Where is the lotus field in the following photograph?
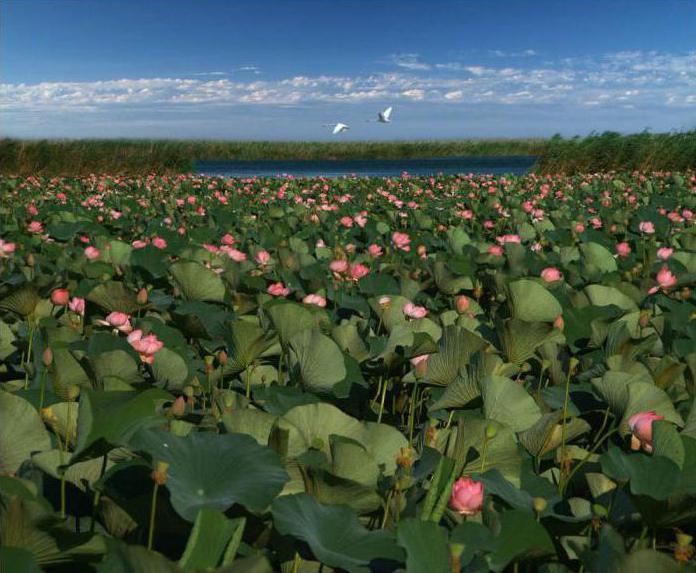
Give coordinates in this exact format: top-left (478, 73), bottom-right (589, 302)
top-left (3, 171), bottom-right (696, 572)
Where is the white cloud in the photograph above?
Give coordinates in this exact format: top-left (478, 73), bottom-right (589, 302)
top-left (1, 51), bottom-right (695, 118)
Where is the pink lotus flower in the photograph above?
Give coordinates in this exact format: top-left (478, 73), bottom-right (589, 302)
top-left (51, 289), bottom-right (70, 306)
top-left (349, 263), bottom-right (370, 281)
top-left (403, 302), bottom-right (427, 319)
top-left (410, 354), bottom-right (430, 376)
top-left (0, 239), bottom-right (16, 258)
top-left (540, 267), bottom-right (563, 283)
top-left (456, 295), bottom-right (470, 314)
top-left (27, 221), bottom-right (44, 234)
top-left (84, 246), bottom-right (100, 260)
top-left (255, 250), bottom-right (271, 266)
top-left (657, 247), bottom-right (673, 260)
top-left (575, 223), bottom-right (585, 233)
top-left (616, 242), bottom-right (631, 258)
top-left (368, 244), bottom-right (383, 258)
top-left (267, 282), bottom-right (290, 297)
top-left (392, 231), bottom-right (411, 252)
top-left (100, 311), bottom-right (133, 333)
top-left (488, 245), bottom-right (504, 257)
top-left (340, 216), bottom-right (353, 228)
top-left (554, 314), bottom-right (564, 330)
top-left (639, 221), bottom-right (655, 234)
top-left (378, 295), bottom-right (392, 308)
top-left (303, 294), bottom-right (327, 307)
top-left (628, 411), bottom-right (664, 453)
top-left (68, 297), bottom-right (85, 315)
top-left (329, 259), bottom-right (350, 275)
top-left (127, 329), bottom-right (164, 364)
top-left (449, 477), bottom-right (484, 516)
top-left (649, 265), bottom-right (678, 294)
top-left (152, 236), bottom-right (167, 249)
top-left (496, 234), bottom-right (521, 245)
top-left (132, 239), bottom-right (148, 249)
top-left (354, 215), bottom-right (367, 228)
top-left (221, 233), bottom-right (235, 245)
top-left (226, 248), bottom-right (247, 262)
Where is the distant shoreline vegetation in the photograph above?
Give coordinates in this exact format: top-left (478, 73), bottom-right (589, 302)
top-left (1, 131), bottom-right (694, 176)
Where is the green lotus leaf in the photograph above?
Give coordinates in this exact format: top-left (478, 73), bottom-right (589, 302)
top-left (580, 242), bottom-right (618, 275)
top-left (178, 508), bottom-right (245, 571)
top-left (480, 375), bottom-right (542, 433)
top-left (396, 518), bottom-right (450, 573)
top-left (0, 391), bottom-right (51, 474)
top-left (508, 279), bottom-right (563, 323)
top-left (288, 329), bottom-right (347, 394)
top-left (271, 494), bottom-right (404, 573)
top-left (130, 428), bottom-right (289, 521)
top-left (170, 261), bottom-right (226, 303)
top-left (86, 281), bottom-right (139, 313)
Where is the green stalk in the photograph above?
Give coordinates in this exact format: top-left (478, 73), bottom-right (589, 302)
top-left (24, 322), bottom-right (35, 389)
top-left (147, 483), bottom-right (160, 551)
top-left (377, 378), bottom-right (388, 424)
top-left (558, 366), bottom-right (574, 493)
top-left (408, 379), bottom-right (420, 443)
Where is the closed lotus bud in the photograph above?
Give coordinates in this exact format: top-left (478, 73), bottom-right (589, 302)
top-left (151, 461), bottom-right (169, 485)
top-left (51, 288), bottom-right (70, 306)
top-left (42, 346), bottom-right (54, 367)
top-left (425, 425), bottom-right (438, 447)
top-left (396, 447), bottom-right (414, 470)
top-left (680, 286), bottom-right (691, 300)
top-left (553, 314), bottom-right (564, 331)
top-left (568, 357), bottom-right (580, 374)
top-left (378, 295), bottom-right (392, 310)
top-left (136, 288), bottom-right (148, 305)
top-left (66, 384), bottom-right (81, 401)
top-left (533, 497), bottom-right (547, 514)
top-left (639, 309), bottom-right (651, 328)
top-left (455, 295), bottom-right (470, 314)
top-left (171, 396), bottom-right (186, 417)
top-left (218, 350), bottom-right (228, 366)
top-left (473, 284), bottom-right (483, 300)
top-left (41, 406), bottom-right (57, 423)
top-left (26, 253), bottom-right (35, 267)
top-left (204, 355), bottom-right (214, 366)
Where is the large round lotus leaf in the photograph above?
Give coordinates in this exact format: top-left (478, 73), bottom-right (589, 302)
top-left (0, 320), bottom-right (16, 360)
top-left (225, 320), bottom-right (278, 372)
top-left (31, 449), bottom-right (115, 492)
top-left (170, 261), bottom-right (226, 303)
top-left (97, 539), bottom-right (179, 573)
top-left (271, 494), bottom-right (404, 573)
top-left (453, 419), bottom-right (522, 486)
top-left (487, 509), bottom-right (555, 572)
top-left (288, 329), bottom-right (346, 393)
top-left (480, 375), bottom-right (542, 433)
top-left (221, 409), bottom-right (278, 446)
top-left (130, 428), bottom-right (289, 521)
top-left (74, 388), bottom-right (173, 461)
top-left (580, 242), bottom-right (618, 274)
top-left (368, 295), bottom-right (411, 331)
top-left (0, 283), bottom-right (40, 317)
top-left (86, 281), bottom-right (139, 313)
top-left (501, 319), bottom-right (563, 365)
top-left (584, 285), bottom-right (638, 311)
top-left (274, 403), bottom-right (406, 476)
top-left (265, 300), bottom-right (329, 346)
top-left (508, 279), bottom-right (563, 323)
top-left (0, 392), bottom-right (51, 474)
top-left (380, 318), bottom-right (442, 360)
top-left (424, 325), bottom-right (488, 387)
top-left (396, 519), bottom-right (451, 573)
top-left (331, 323), bottom-right (370, 363)
top-left (150, 347), bottom-right (189, 389)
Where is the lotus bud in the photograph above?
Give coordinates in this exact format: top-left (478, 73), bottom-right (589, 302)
top-left (204, 355), bottom-right (214, 366)
top-left (485, 423), bottom-right (498, 440)
top-left (533, 497), bottom-right (547, 514)
top-left (396, 447), bottom-right (414, 470)
top-left (66, 384), bottom-right (81, 401)
top-left (568, 357), bottom-right (579, 374)
top-left (675, 532), bottom-right (695, 564)
top-left (473, 284), bottom-right (483, 300)
top-left (553, 314), bottom-right (564, 331)
top-left (223, 394), bottom-right (235, 409)
top-left (26, 253), bottom-right (35, 267)
top-left (680, 286), bottom-right (691, 300)
top-left (151, 461), bottom-right (169, 486)
top-left (425, 425), bottom-right (438, 447)
top-left (183, 385), bottom-right (194, 398)
top-left (218, 350), bottom-right (228, 366)
top-left (171, 396), bottom-right (186, 417)
top-left (41, 406), bottom-right (57, 424)
top-left (639, 309), bottom-right (651, 328)
top-left (172, 286), bottom-right (181, 297)
top-left (378, 295), bottom-right (392, 310)
top-left (455, 295), bottom-right (470, 314)
top-left (136, 288), bottom-right (148, 305)
top-left (42, 347), bottom-right (54, 367)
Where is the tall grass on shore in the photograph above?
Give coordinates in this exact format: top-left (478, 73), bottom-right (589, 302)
top-left (536, 130), bottom-right (696, 174)
top-left (0, 138), bottom-right (544, 176)
top-left (0, 131), bottom-right (694, 176)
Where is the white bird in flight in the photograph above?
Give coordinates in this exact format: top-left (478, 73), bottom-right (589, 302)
top-left (324, 122), bottom-right (349, 135)
top-left (377, 106), bottom-right (393, 123)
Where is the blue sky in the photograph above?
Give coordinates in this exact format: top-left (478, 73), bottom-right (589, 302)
top-left (2, 0), bottom-right (695, 140)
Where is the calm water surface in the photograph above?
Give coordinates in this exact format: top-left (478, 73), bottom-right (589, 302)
top-left (196, 155), bottom-right (537, 178)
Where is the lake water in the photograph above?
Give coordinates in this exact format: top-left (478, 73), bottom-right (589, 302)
top-left (196, 155), bottom-right (537, 178)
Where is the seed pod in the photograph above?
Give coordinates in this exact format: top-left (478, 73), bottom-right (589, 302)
top-left (151, 461), bottom-right (169, 485)
top-left (42, 347), bottom-right (54, 367)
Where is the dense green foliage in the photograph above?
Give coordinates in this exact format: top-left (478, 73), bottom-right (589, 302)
top-left (1, 172), bottom-right (696, 571)
top-left (0, 138), bottom-right (544, 176)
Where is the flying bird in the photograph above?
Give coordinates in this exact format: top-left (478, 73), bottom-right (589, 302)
top-left (377, 106), bottom-right (393, 123)
top-left (324, 122), bottom-right (350, 135)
